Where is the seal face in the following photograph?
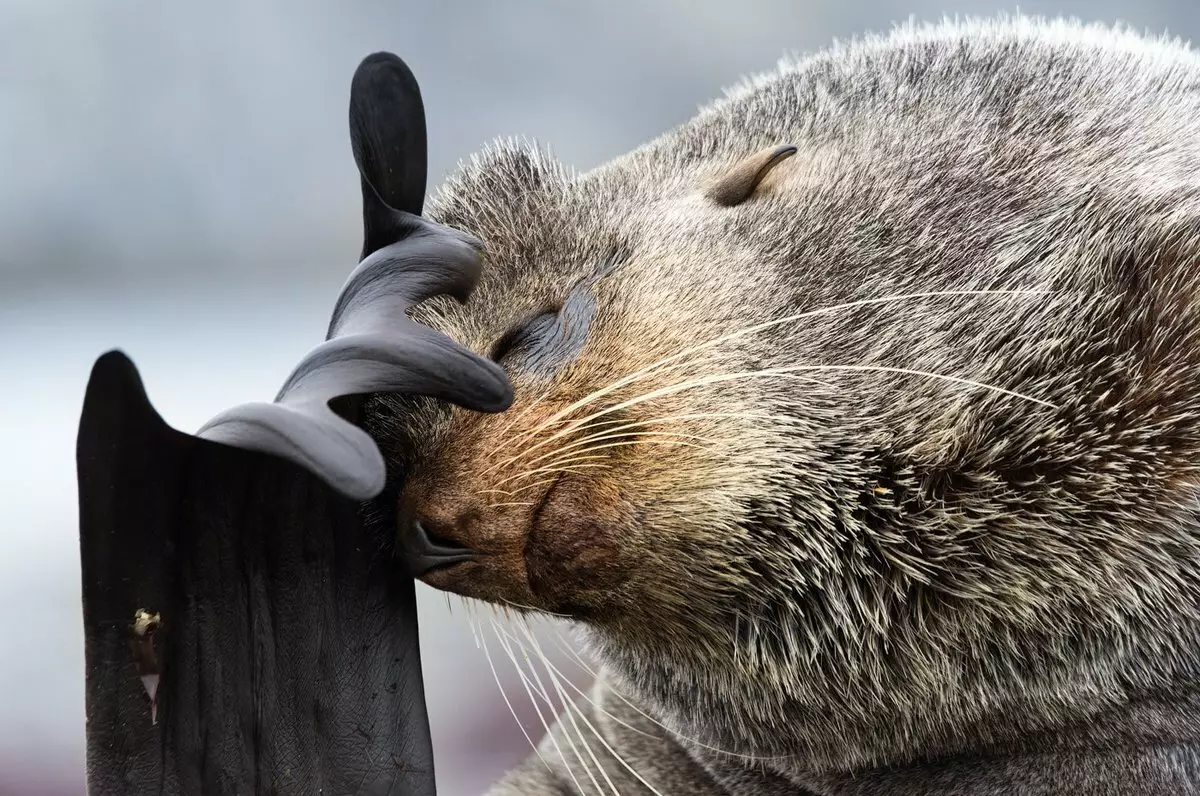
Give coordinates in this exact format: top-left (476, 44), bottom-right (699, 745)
top-left (366, 15), bottom-right (1200, 794)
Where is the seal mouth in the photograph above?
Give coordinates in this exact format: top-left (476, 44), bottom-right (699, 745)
top-left (400, 519), bottom-right (480, 577)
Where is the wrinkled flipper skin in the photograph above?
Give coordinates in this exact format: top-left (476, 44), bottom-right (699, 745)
top-left (75, 52), bottom-right (512, 795)
top-left (77, 355), bottom-right (437, 796)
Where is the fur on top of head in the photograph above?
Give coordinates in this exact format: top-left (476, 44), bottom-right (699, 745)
top-left (364, 14), bottom-right (1200, 772)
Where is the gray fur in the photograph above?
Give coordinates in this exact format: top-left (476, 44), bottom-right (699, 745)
top-left (370, 14), bottom-right (1200, 794)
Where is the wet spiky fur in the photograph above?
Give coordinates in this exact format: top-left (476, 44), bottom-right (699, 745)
top-left (367, 15), bottom-right (1200, 795)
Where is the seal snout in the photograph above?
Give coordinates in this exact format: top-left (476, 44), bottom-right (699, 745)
top-left (398, 484), bottom-right (542, 605)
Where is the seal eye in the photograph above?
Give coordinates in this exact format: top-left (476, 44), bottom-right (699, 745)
top-left (490, 279), bottom-right (599, 376)
top-left (489, 303), bottom-right (562, 363)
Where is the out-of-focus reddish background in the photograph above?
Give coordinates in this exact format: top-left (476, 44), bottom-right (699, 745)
top-left (3, 1), bottom-right (1197, 793)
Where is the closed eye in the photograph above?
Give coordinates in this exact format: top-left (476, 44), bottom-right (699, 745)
top-left (489, 303), bottom-right (562, 363)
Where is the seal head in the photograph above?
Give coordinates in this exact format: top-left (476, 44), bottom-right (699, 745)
top-left (366, 15), bottom-right (1200, 794)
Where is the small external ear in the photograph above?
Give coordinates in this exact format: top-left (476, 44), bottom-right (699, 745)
top-left (706, 144), bottom-right (798, 207)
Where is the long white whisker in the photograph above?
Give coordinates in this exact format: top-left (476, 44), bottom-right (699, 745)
top-left (486, 400), bottom-right (735, 476)
top-left (520, 623), bottom-right (622, 796)
top-left (476, 618), bottom-right (550, 772)
top-left (491, 622), bottom-right (584, 788)
top-left (545, 630), bottom-right (789, 762)
top-left (534, 364), bottom-right (1052, 448)
top-left (491, 409), bottom-right (810, 474)
top-left (484, 476), bottom-right (573, 502)
top-left (492, 623), bottom-right (655, 741)
top-left (477, 486), bottom-right (523, 497)
top-left (491, 460), bottom-right (609, 491)
top-left (518, 622), bottom-right (672, 796)
top-left (487, 389), bottom-right (553, 457)
top-left (530, 289), bottom-right (1049, 429)
top-left (515, 373), bottom-right (831, 462)
top-left (493, 620), bottom-right (603, 795)
top-left (490, 358), bottom-right (707, 470)
top-left (514, 428), bottom-right (723, 473)
top-left (482, 475), bottom-right (566, 506)
top-left (499, 598), bottom-right (574, 618)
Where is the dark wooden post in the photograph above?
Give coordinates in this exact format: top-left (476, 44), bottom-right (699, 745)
top-left (74, 52), bottom-right (513, 796)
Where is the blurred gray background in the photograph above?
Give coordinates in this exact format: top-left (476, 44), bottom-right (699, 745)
top-left (3, 1), bottom-right (1198, 794)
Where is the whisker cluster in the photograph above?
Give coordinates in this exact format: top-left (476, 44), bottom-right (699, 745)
top-left (469, 600), bottom-right (795, 796)
top-left (473, 604), bottom-right (680, 794)
top-left (478, 289), bottom-right (1053, 511)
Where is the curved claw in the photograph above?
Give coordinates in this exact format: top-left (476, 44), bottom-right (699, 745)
top-left (194, 51), bottom-right (514, 501)
top-left (198, 399), bottom-right (387, 501)
top-left (275, 328), bottom-right (510, 411)
top-left (327, 213), bottom-right (486, 339)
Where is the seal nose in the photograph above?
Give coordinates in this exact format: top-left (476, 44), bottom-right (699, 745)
top-left (398, 515), bottom-right (479, 578)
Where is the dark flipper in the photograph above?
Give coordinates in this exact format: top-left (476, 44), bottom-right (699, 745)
top-left (198, 51), bottom-right (511, 503)
top-left (76, 51), bottom-right (508, 795)
top-left (77, 353), bottom-right (439, 796)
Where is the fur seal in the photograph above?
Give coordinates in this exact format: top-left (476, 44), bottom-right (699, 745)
top-left (366, 15), bottom-right (1200, 795)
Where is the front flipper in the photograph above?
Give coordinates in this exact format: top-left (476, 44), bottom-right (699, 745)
top-left (76, 51), bottom-right (510, 796)
top-left (78, 352), bottom-right (442, 796)
top-left (197, 52), bottom-right (511, 504)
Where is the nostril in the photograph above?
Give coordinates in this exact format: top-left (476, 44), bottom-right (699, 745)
top-left (399, 516), bottom-right (479, 578)
top-left (419, 518), bottom-right (471, 552)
